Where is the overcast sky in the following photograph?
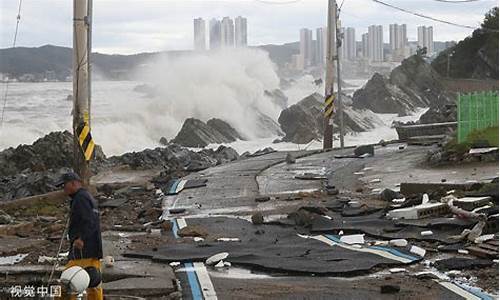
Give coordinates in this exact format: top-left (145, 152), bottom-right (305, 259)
top-left (0, 0), bottom-right (497, 54)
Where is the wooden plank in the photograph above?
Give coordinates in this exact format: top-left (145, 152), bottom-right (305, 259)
top-left (466, 246), bottom-right (498, 258)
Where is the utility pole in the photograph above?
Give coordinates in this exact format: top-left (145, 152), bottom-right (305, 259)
top-left (323, 0), bottom-right (337, 150)
top-left (73, 0), bottom-right (92, 186)
top-left (336, 19), bottom-right (344, 149)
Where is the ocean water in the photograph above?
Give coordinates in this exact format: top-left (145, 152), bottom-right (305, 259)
top-left (0, 77), bottom-right (425, 156)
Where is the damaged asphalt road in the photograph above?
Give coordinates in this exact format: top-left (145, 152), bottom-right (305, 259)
top-left (1, 143), bottom-right (497, 299)
top-left (137, 143), bottom-right (499, 299)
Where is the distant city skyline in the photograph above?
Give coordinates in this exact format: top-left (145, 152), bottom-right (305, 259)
top-left (294, 23), bottom-right (439, 69)
top-left (0, 0), bottom-right (496, 54)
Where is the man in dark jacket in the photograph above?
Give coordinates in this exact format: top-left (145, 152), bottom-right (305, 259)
top-left (56, 172), bottom-right (103, 300)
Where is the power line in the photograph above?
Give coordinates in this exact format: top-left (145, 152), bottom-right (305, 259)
top-left (371, 0), bottom-right (498, 32)
top-left (0, 0), bottom-right (23, 133)
top-left (433, 0), bottom-right (484, 3)
top-left (254, 0), bottom-right (302, 4)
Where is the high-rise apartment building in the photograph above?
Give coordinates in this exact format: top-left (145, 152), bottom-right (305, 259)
top-left (340, 27), bottom-right (356, 61)
top-left (299, 28), bottom-right (313, 68)
top-left (235, 16), bottom-right (247, 47)
top-left (221, 17), bottom-right (235, 47)
top-left (418, 26), bottom-right (434, 54)
top-left (315, 27), bottom-right (326, 65)
top-left (193, 18), bottom-right (206, 51)
top-left (389, 24), bottom-right (407, 50)
top-left (368, 25), bottom-right (383, 62)
top-left (209, 18), bottom-right (221, 50)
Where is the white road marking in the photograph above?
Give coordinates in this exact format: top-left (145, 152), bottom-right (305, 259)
top-left (303, 234), bottom-right (415, 264)
top-left (180, 218), bottom-right (218, 300)
top-left (437, 281), bottom-right (482, 300)
top-left (193, 262), bottom-right (218, 300)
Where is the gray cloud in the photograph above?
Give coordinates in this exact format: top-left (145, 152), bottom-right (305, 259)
top-left (0, 0), bottom-right (496, 54)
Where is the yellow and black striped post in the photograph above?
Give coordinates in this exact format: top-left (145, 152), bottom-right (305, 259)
top-left (76, 121), bottom-right (95, 161)
top-left (323, 93), bottom-right (335, 148)
top-left (324, 94), bottom-right (335, 119)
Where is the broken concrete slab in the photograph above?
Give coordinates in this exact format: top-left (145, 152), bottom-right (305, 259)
top-left (125, 217), bottom-right (420, 276)
top-left (387, 202), bottom-right (449, 220)
top-left (103, 277), bottom-right (176, 297)
top-left (453, 197), bottom-right (492, 211)
top-left (400, 182), bottom-right (481, 196)
top-left (354, 145), bottom-right (374, 157)
top-left (309, 212), bottom-right (463, 244)
top-left (183, 179), bottom-right (208, 190)
top-left (434, 258), bottom-right (494, 271)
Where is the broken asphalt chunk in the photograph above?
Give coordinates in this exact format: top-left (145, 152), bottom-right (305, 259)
top-left (206, 252), bottom-right (229, 266)
top-left (434, 258), bottom-right (493, 271)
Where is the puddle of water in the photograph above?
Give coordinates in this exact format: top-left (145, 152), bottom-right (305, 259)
top-left (0, 254), bottom-right (28, 266)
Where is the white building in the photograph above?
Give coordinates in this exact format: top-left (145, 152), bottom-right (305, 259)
top-left (221, 17), bottom-right (235, 47)
top-left (299, 28), bottom-right (313, 68)
top-left (418, 26), bottom-right (434, 54)
top-left (315, 27), bottom-right (326, 65)
top-left (368, 25), bottom-right (383, 62)
top-left (193, 18), bottom-right (206, 51)
top-left (340, 27), bottom-right (356, 61)
top-left (361, 33), bottom-right (369, 59)
top-left (389, 24), bottom-right (407, 50)
top-left (209, 18), bottom-right (221, 50)
top-left (235, 16), bottom-right (247, 47)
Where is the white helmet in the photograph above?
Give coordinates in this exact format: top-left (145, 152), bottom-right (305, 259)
top-left (60, 266), bottom-right (90, 293)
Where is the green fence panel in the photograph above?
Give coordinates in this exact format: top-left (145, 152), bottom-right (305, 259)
top-left (457, 91), bottom-right (499, 143)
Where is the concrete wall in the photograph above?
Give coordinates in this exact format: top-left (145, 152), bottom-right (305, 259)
top-left (395, 122), bottom-right (457, 140)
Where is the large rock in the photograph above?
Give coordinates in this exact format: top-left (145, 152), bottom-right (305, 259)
top-left (278, 93), bottom-right (324, 144)
top-left (353, 55), bottom-right (453, 116)
top-left (172, 118), bottom-right (240, 147)
top-left (278, 93), bottom-right (384, 144)
top-left (0, 131), bottom-right (105, 177)
top-left (206, 118), bottom-right (245, 142)
top-left (0, 167), bottom-right (72, 201)
top-left (108, 143), bottom-right (239, 173)
top-left (336, 105), bottom-right (385, 132)
top-left (352, 73), bottom-right (419, 116)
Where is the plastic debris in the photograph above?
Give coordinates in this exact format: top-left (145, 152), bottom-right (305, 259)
top-left (389, 268), bottom-right (406, 273)
top-left (214, 261), bottom-right (225, 268)
top-left (410, 245), bottom-right (426, 257)
top-left (224, 261), bottom-right (232, 267)
top-left (340, 234), bottom-right (365, 245)
top-left (458, 249), bottom-right (469, 255)
top-left (389, 239), bottom-right (408, 247)
top-left (474, 234), bottom-right (495, 244)
top-left (421, 231), bottom-right (433, 236)
top-left (422, 194), bottom-right (429, 204)
top-left (217, 238), bottom-right (241, 242)
top-left (194, 237), bottom-right (205, 242)
top-left (169, 262), bottom-right (181, 267)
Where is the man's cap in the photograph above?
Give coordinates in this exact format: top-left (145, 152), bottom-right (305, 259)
top-left (54, 172), bottom-right (82, 187)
